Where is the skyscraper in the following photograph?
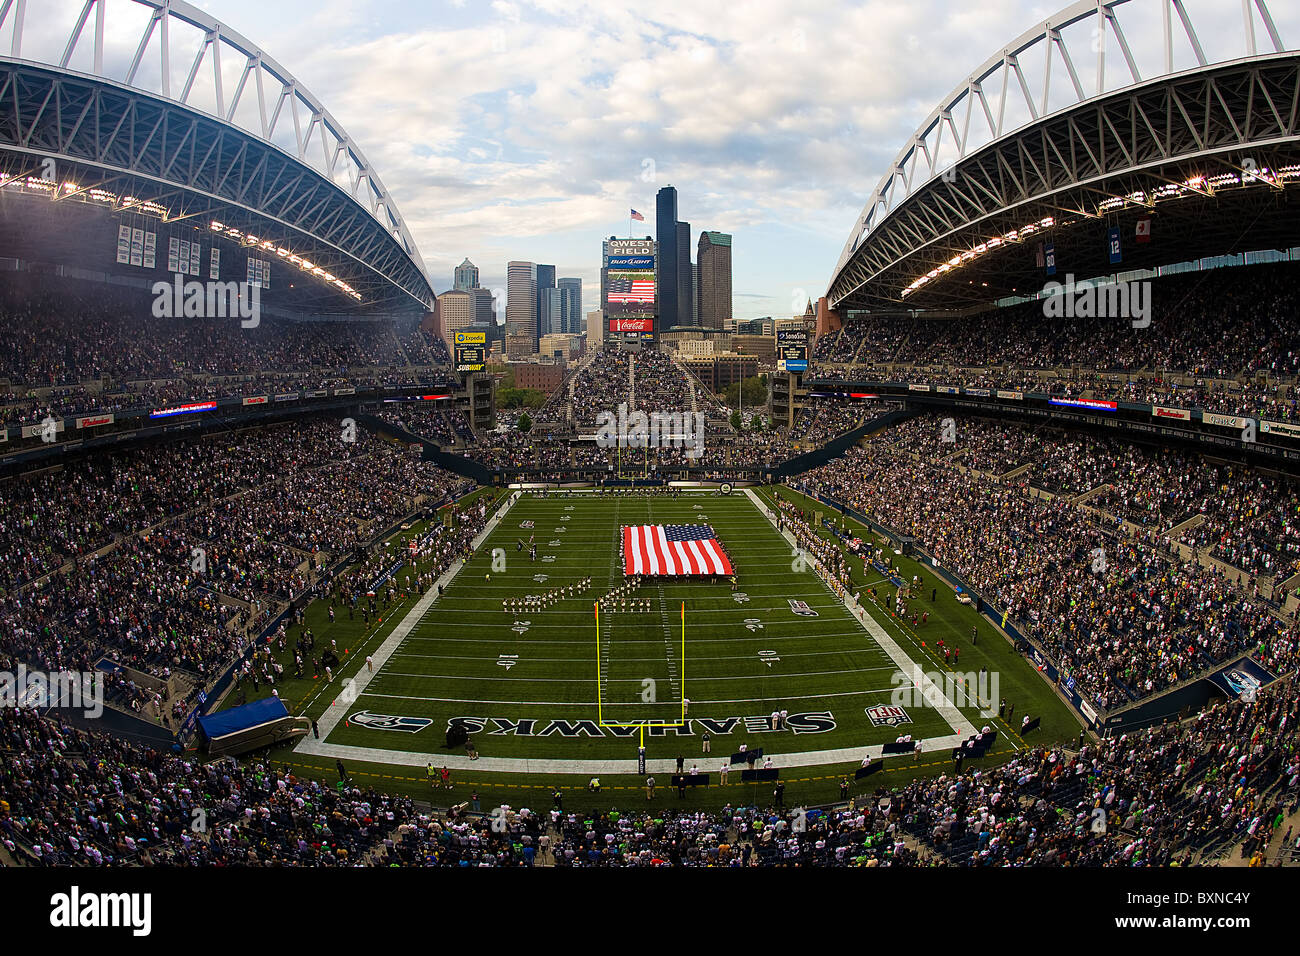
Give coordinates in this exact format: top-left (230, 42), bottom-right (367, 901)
top-left (505, 261), bottom-right (538, 360)
top-left (558, 277), bottom-right (582, 334)
top-left (697, 231), bottom-right (732, 329)
top-left (655, 186), bottom-right (679, 327)
top-left (691, 263), bottom-right (699, 328)
top-left (453, 258), bottom-right (479, 291)
top-left (468, 287), bottom-right (496, 340)
top-left (535, 264), bottom-right (556, 338)
top-left (675, 220), bottom-right (691, 326)
top-left (539, 286), bottom-right (563, 337)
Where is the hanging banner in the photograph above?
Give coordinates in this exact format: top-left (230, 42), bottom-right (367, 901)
top-left (210, 247), bottom-right (220, 281)
top-left (1107, 226), bottom-right (1122, 265)
top-left (143, 231), bottom-right (156, 270)
top-left (179, 239), bottom-right (191, 276)
top-left (130, 227), bottom-right (144, 267)
top-left (116, 225), bottom-right (131, 265)
top-left (189, 241), bottom-right (200, 276)
top-left (1044, 242), bottom-right (1056, 277)
top-left (168, 236), bottom-right (180, 273)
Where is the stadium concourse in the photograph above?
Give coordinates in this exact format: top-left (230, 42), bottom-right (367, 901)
top-left (0, 264), bottom-right (1298, 868)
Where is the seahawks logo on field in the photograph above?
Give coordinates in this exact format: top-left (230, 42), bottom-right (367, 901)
top-left (720, 483), bottom-right (733, 495)
top-left (519, 521), bottom-right (534, 528)
top-left (788, 599), bottom-right (819, 617)
top-left (348, 711), bottom-right (432, 733)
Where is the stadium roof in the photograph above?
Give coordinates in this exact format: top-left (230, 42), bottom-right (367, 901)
top-left (829, 0), bottom-right (1300, 314)
top-left (0, 0), bottom-right (434, 314)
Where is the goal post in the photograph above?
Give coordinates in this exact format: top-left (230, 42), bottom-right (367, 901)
top-left (595, 600), bottom-right (687, 728)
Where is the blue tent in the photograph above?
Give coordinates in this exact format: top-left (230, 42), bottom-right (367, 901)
top-left (197, 696), bottom-right (289, 743)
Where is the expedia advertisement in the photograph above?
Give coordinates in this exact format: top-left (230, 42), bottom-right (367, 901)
top-left (454, 329), bottom-right (486, 373)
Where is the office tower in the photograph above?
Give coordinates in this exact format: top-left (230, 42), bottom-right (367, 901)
top-left (437, 289), bottom-right (473, 332)
top-left (453, 257), bottom-right (479, 291)
top-left (655, 186), bottom-right (678, 326)
top-left (506, 260), bottom-right (538, 359)
top-left (539, 286), bottom-right (563, 337)
top-left (675, 220), bottom-right (691, 326)
top-left (697, 231), bottom-right (732, 329)
top-left (468, 287), bottom-right (496, 340)
top-left (691, 263), bottom-right (699, 327)
top-left (535, 264), bottom-right (556, 341)
top-left (558, 277), bottom-right (582, 334)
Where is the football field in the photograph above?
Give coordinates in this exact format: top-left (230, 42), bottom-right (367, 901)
top-left (304, 488), bottom-right (1003, 773)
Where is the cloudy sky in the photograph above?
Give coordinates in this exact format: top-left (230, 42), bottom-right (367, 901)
top-left (22, 0), bottom-right (1300, 317)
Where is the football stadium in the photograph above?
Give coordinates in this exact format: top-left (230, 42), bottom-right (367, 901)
top-left (0, 0), bottom-right (1298, 924)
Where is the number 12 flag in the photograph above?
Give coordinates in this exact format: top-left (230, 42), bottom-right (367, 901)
top-left (623, 525), bottom-right (734, 576)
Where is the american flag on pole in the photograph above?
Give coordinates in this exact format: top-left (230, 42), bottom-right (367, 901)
top-left (623, 525), bottom-right (734, 576)
top-left (630, 208), bottom-right (645, 221)
top-left (607, 276), bottom-right (655, 303)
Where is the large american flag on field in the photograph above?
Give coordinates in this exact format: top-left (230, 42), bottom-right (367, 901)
top-left (607, 276), bottom-right (655, 303)
top-left (623, 525), bottom-right (734, 576)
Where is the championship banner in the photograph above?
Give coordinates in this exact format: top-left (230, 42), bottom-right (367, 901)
top-left (130, 227), bottom-right (144, 267)
top-left (149, 401), bottom-right (217, 419)
top-left (189, 241), bottom-right (200, 276)
top-left (1152, 405), bottom-right (1191, 421)
top-left (1049, 396), bottom-right (1116, 411)
top-left (116, 225), bottom-right (131, 264)
top-left (210, 247), bottom-right (220, 281)
top-left (143, 231), bottom-right (156, 270)
top-left (168, 236), bottom-right (180, 273)
top-left (179, 239), bottom-right (191, 275)
top-left (75, 413), bottom-right (114, 429)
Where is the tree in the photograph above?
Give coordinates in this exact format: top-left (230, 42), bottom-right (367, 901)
top-left (729, 409), bottom-right (742, 431)
top-left (497, 387), bottom-right (547, 410)
top-left (516, 411), bottom-right (533, 433)
top-left (722, 374), bottom-right (769, 410)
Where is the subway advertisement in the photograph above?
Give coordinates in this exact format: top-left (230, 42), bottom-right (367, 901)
top-left (453, 329), bottom-right (486, 373)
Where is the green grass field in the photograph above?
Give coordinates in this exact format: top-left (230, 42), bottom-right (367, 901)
top-left (247, 485), bottom-right (1081, 811)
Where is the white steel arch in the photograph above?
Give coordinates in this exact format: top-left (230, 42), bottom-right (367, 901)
top-left (834, 0), bottom-right (1295, 278)
top-left (0, 0), bottom-right (431, 288)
